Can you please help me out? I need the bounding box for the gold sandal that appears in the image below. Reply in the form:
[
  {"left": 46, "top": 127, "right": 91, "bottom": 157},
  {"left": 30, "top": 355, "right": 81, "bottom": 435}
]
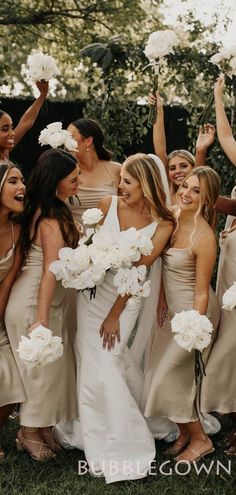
[{"left": 16, "top": 428, "right": 56, "bottom": 461}]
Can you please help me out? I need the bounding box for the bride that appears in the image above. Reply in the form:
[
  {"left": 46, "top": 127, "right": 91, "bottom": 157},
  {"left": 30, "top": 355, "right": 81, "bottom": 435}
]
[{"left": 55, "top": 153, "right": 178, "bottom": 483}]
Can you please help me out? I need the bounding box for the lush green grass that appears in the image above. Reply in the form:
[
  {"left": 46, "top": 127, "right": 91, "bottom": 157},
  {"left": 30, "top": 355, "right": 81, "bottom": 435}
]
[{"left": 1, "top": 417, "right": 236, "bottom": 495}]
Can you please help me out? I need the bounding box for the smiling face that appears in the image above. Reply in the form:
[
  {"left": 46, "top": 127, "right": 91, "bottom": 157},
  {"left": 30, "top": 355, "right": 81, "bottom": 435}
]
[
  {"left": 168, "top": 155, "right": 194, "bottom": 188},
  {"left": 0, "top": 167, "right": 25, "bottom": 213},
  {"left": 119, "top": 166, "right": 143, "bottom": 205},
  {"left": 0, "top": 113, "right": 15, "bottom": 156},
  {"left": 56, "top": 164, "right": 82, "bottom": 201},
  {"left": 177, "top": 175, "right": 202, "bottom": 214}
]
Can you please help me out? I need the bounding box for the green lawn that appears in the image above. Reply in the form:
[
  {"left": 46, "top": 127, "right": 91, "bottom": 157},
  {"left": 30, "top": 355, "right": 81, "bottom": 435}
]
[{"left": 1, "top": 417, "right": 236, "bottom": 495}]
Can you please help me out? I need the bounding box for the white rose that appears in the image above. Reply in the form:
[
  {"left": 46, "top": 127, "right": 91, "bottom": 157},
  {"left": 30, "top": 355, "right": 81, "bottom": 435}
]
[
  {"left": 222, "top": 282, "right": 236, "bottom": 310},
  {"left": 46, "top": 122, "right": 63, "bottom": 133},
  {"left": 82, "top": 208, "right": 104, "bottom": 225},
  {"left": 17, "top": 336, "right": 43, "bottom": 366},
  {"left": 63, "top": 134, "right": 77, "bottom": 151},
  {"left": 38, "top": 337, "right": 63, "bottom": 365},
  {"left": 47, "top": 132, "right": 65, "bottom": 148},
  {"left": 29, "top": 326, "right": 53, "bottom": 346}
]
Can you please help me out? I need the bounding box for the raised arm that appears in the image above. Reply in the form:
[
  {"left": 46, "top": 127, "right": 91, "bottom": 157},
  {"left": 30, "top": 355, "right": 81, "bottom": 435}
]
[
  {"left": 195, "top": 124, "right": 216, "bottom": 166},
  {"left": 150, "top": 92, "right": 168, "bottom": 167},
  {"left": 14, "top": 81, "right": 49, "bottom": 147},
  {"left": 214, "top": 75, "right": 236, "bottom": 165}
]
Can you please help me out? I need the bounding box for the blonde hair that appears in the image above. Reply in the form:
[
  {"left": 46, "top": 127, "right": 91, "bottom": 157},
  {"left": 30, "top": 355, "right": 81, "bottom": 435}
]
[
  {"left": 177, "top": 166, "right": 221, "bottom": 231},
  {"left": 123, "top": 153, "right": 175, "bottom": 226},
  {"left": 167, "top": 149, "right": 195, "bottom": 167}
]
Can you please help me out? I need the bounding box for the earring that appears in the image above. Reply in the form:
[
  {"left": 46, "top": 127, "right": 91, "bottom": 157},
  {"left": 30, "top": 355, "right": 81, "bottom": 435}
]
[{"left": 86, "top": 146, "right": 90, "bottom": 151}]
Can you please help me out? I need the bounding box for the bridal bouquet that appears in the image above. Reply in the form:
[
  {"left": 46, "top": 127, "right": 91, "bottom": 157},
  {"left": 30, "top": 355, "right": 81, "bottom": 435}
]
[
  {"left": 113, "top": 265, "right": 151, "bottom": 299},
  {"left": 17, "top": 325, "right": 63, "bottom": 368},
  {"left": 25, "top": 51, "right": 60, "bottom": 82},
  {"left": 50, "top": 208, "right": 153, "bottom": 299},
  {"left": 144, "top": 30, "right": 179, "bottom": 126},
  {"left": 171, "top": 309, "right": 214, "bottom": 383},
  {"left": 222, "top": 282, "right": 236, "bottom": 310},
  {"left": 38, "top": 122, "right": 77, "bottom": 151},
  {"left": 210, "top": 44, "right": 236, "bottom": 78}
]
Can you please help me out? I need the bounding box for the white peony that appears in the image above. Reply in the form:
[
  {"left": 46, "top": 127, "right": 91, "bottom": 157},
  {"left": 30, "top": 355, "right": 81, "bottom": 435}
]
[
  {"left": 113, "top": 265, "right": 150, "bottom": 298},
  {"left": 82, "top": 208, "right": 104, "bottom": 225},
  {"left": 210, "top": 44, "right": 236, "bottom": 77},
  {"left": 26, "top": 52, "right": 60, "bottom": 82},
  {"left": 222, "top": 282, "right": 236, "bottom": 310},
  {"left": 144, "top": 30, "right": 179, "bottom": 62},
  {"left": 29, "top": 325, "right": 53, "bottom": 345},
  {"left": 38, "top": 122, "right": 77, "bottom": 151},
  {"left": 17, "top": 336, "right": 43, "bottom": 367}
]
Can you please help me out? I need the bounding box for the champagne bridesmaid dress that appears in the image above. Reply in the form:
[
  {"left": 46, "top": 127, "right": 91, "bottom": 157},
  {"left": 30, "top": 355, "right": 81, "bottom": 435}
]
[
  {"left": 0, "top": 223, "right": 26, "bottom": 407},
  {"left": 201, "top": 221, "right": 236, "bottom": 413},
  {"left": 5, "top": 243, "right": 78, "bottom": 427},
  {"left": 143, "top": 236, "right": 220, "bottom": 424}
]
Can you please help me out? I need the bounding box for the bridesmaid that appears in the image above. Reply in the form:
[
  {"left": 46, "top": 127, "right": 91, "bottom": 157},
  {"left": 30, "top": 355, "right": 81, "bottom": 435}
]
[
  {"left": 201, "top": 200, "right": 236, "bottom": 455},
  {"left": 5, "top": 149, "right": 81, "bottom": 461},
  {"left": 149, "top": 91, "right": 215, "bottom": 204},
  {"left": 0, "top": 160, "right": 26, "bottom": 460},
  {"left": 67, "top": 117, "right": 120, "bottom": 223},
  {"left": 143, "top": 166, "right": 221, "bottom": 463},
  {"left": 0, "top": 81, "right": 49, "bottom": 160}
]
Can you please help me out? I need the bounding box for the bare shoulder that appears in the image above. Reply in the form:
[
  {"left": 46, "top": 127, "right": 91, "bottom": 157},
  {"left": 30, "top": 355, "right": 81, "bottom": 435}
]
[
  {"left": 98, "top": 195, "right": 113, "bottom": 216},
  {"left": 193, "top": 224, "right": 216, "bottom": 254},
  {"left": 157, "top": 219, "right": 174, "bottom": 233},
  {"left": 39, "top": 218, "right": 61, "bottom": 236},
  {"left": 109, "top": 161, "right": 121, "bottom": 177}
]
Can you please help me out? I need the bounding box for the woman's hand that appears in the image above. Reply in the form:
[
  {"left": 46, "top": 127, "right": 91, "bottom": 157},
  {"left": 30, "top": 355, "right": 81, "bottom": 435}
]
[
  {"left": 196, "top": 123, "right": 216, "bottom": 151},
  {"left": 99, "top": 313, "right": 120, "bottom": 351},
  {"left": 157, "top": 290, "right": 168, "bottom": 327},
  {"left": 36, "top": 80, "right": 49, "bottom": 99},
  {"left": 29, "top": 320, "right": 48, "bottom": 331},
  {"left": 148, "top": 91, "right": 163, "bottom": 110},
  {"left": 214, "top": 74, "right": 225, "bottom": 100}
]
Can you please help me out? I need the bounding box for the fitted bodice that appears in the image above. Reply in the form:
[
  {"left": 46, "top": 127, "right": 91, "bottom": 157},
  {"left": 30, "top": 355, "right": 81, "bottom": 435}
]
[
  {"left": 162, "top": 247, "right": 197, "bottom": 316},
  {"left": 103, "top": 195, "right": 158, "bottom": 237},
  {"left": 68, "top": 184, "right": 118, "bottom": 224},
  {"left": 0, "top": 245, "right": 15, "bottom": 283}
]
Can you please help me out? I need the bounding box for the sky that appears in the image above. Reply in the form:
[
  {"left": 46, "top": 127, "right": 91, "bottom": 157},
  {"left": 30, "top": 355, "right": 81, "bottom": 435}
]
[{"left": 161, "top": 0, "right": 236, "bottom": 45}]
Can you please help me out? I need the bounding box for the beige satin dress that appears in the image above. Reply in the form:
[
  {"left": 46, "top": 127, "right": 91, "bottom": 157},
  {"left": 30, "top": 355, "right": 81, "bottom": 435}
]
[
  {"left": 5, "top": 244, "right": 78, "bottom": 427},
  {"left": 0, "top": 228, "right": 26, "bottom": 407},
  {"left": 68, "top": 184, "right": 117, "bottom": 224},
  {"left": 201, "top": 221, "right": 236, "bottom": 414},
  {"left": 143, "top": 245, "right": 220, "bottom": 423}
]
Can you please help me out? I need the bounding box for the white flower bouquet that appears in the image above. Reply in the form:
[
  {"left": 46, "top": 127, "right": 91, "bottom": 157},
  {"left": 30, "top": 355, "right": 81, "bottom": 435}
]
[
  {"left": 222, "top": 282, "right": 236, "bottom": 310},
  {"left": 17, "top": 325, "right": 63, "bottom": 368},
  {"left": 198, "top": 44, "right": 236, "bottom": 125},
  {"left": 144, "top": 30, "right": 179, "bottom": 126},
  {"left": 25, "top": 51, "right": 60, "bottom": 82},
  {"left": 38, "top": 122, "right": 77, "bottom": 151},
  {"left": 171, "top": 309, "right": 214, "bottom": 383},
  {"left": 210, "top": 44, "right": 236, "bottom": 79},
  {"left": 50, "top": 207, "right": 153, "bottom": 300},
  {"left": 113, "top": 265, "right": 150, "bottom": 299}
]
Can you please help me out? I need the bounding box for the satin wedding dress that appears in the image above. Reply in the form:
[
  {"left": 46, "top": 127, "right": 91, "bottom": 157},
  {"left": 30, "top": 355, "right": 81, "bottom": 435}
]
[{"left": 54, "top": 195, "right": 178, "bottom": 483}]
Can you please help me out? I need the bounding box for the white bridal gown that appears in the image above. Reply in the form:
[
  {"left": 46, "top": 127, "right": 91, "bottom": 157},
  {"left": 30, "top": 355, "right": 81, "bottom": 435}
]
[{"left": 54, "top": 195, "right": 178, "bottom": 483}]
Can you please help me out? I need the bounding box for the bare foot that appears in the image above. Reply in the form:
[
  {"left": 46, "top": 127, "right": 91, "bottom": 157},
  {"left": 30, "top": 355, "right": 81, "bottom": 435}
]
[
  {"left": 165, "top": 433, "right": 190, "bottom": 456},
  {"left": 176, "top": 437, "right": 214, "bottom": 463}
]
